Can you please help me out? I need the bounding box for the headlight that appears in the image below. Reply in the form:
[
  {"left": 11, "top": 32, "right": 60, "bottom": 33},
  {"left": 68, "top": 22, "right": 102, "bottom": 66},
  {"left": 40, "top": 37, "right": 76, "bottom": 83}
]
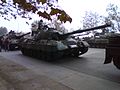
[{"left": 69, "top": 45, "right": 77, "bottom": 48}]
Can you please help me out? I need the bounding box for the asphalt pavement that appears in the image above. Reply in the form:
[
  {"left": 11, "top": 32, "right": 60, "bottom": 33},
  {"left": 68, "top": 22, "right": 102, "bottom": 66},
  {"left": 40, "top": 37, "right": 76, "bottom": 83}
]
[{"left": 0, "top": 49, "right": 120, "bottom": 90}]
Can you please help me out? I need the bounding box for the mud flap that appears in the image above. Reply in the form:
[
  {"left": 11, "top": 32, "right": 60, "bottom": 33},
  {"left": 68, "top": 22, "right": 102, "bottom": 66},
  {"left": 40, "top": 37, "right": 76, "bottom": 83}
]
[
  {"left": 104, "top": 49, "right": 112, "bottom": 64},
  {"left": 113, "top": 57, "right": 120, "bottom": 69},
  {"left": 104, "top": 47, "right": 113, "bottom": 64},
  {"left": 104, "top": 57, "right": 112, "bottom": 64}
]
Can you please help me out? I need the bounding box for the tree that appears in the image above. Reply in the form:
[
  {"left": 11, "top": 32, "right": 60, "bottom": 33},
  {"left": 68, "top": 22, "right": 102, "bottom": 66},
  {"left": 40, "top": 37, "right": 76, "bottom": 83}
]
[
  {"left": 82, "top": 11, "right": 103, "bottom": 37},
  {"left": 0, "top": 27, "right": 8, "bottom": 36},
  {"left": 31, "top": 19, "right": 67, "bottom": 34},
  {"left": 106, "top": 3, "right": 120, "bottom": 32},
  {"left": 50, "top": 19, "right": 67, "bottom": 33},
  {"left": 82, "top": 11, "right": 103, "bottom": 28},
  {"left": 0, "top": 0, "right": 72, "bottom": 23}
]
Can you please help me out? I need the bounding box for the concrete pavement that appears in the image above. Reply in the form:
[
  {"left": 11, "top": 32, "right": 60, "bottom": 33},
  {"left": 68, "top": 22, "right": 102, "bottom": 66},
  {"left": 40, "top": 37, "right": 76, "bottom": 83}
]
[
  {"left": 0, "top": 56, "right": 72, "bottom": 90},
  {"left": 0, "top": 51, "right": 120, "bottom": 90}
]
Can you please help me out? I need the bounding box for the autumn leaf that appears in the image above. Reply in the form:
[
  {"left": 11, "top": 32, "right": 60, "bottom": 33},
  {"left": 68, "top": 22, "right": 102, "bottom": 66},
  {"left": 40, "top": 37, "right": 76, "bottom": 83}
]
[
  {"left": 57, "top": 11, "right": 72, "bottom": 23},
  {"left": 50, "top": 8, "right": 62, "bottom": 15},
  {"left": 50, "top": 8, "right": 72, "bottom": 22},
  {"left": 37, "top": 0, "right": 47, "bottom": 4},
  {"left": 26, "top": 22, "right": 29, "bottom": 25},
  {"left": 1, "top": 0, "right": 72, "bottom": 23},
  {"left": 13, "top": 0, "right": 26, "bottom": 5},
  {"left": 37, "top": 11, "right": 51, "bottom": 20}
]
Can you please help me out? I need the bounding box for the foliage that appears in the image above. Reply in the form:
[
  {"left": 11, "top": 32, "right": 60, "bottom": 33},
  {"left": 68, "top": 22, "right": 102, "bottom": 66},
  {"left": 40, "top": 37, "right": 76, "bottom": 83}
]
[
  {"left": 82, "top": 11, "right": 103, "bottom": 36},
  {"left": 106, "top": 3, "right": 120, "bottom": 32},
  {"left": 0, "top": 26, "right": 8, "bottom": 36},
  {"left": 0, "top": 0, "right": 72, "bottom": 23},
  {"left": 82, "top": 11, "right": 102, "bottom": 28},
  {"left": 31, "top": 19, "right": 67, "bottom": 33},
  {"left": 49, "top": 19, "right": 67, "bottom": 33}
]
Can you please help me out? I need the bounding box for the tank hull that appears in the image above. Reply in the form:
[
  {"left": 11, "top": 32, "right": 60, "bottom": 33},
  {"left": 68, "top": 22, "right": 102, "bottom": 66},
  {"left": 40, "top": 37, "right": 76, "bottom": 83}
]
[{"left": 19, "top": 40, "right": 89, "bottom": 61}]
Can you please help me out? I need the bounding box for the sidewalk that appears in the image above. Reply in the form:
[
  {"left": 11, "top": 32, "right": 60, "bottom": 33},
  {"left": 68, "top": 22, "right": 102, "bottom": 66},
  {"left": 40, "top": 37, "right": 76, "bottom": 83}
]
[{"left": 0, "top": 56, "right": 72, "bottom": 90}]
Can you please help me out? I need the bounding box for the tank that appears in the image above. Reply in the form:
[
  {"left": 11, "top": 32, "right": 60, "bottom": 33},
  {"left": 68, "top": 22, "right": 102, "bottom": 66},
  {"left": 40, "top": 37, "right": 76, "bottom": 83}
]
[
  {"left": 18, "top": 23, "right": 111, "bottom": 60},
  {"left": 8, "top": 32, "right": 30, "bottom": 51},
  {"left": 87, "top": 37, "right": 109, "bottom": 48},
  {"left": 104, "top": 34, "right": 120, "bottom": 69}
]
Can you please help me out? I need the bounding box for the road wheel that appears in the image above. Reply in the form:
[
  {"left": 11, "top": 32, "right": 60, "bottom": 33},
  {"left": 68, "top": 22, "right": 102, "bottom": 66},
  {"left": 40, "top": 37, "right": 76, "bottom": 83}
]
[
  {"left": 72, "top": 51, "right": 80, "bottom": 57},
  {"left": 79, "top": 47, "right": 88, "bottom": 55}
]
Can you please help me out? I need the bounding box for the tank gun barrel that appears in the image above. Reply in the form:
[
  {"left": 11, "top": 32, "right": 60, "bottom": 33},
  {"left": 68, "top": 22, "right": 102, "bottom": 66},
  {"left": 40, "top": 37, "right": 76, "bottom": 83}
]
[
  {"left": 15, "top": 32, "right": 31, "bottom": 39},
  {"left": 59, "top": 23, "right": 111, "bottom": 40}
]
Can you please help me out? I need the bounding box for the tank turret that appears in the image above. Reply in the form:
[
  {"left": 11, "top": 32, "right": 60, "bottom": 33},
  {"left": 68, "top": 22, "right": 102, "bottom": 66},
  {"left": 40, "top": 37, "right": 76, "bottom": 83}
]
[
  {"left": 19, "top": 23, "right": 111, "bottom": 60},
  {"left": 34, "top": 23, "right": 111, "bottom": 41}
]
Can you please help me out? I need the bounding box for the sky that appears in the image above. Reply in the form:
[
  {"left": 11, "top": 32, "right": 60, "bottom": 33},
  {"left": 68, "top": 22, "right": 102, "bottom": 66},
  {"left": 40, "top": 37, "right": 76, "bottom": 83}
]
[
  {"left": 58, "top": 0, "right": 120, "bottom": 30},
  {"left": 0, "top": 0, "right": 120, "bottom": 33}
]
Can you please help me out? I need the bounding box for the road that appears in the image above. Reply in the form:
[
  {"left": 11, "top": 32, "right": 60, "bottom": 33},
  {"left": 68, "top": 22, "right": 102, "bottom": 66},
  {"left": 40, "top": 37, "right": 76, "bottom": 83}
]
[{"left": 0, "top": 48, "right": 120, "bottom": 84}]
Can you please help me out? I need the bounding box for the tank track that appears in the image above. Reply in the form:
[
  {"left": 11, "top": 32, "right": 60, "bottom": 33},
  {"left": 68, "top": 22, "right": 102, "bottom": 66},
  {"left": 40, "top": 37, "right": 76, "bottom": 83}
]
[{"left": 20, "top": 47, "right": 64, "bottom": 61}]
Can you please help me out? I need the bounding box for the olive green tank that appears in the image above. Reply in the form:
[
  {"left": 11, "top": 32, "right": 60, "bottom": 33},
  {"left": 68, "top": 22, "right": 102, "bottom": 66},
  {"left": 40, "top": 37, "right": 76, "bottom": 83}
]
[
  {"left": 8, "top": 32, "right": 30, "bottom": 51},
  {"left": 18, "top": 23, "right": 110, "bottom": 60}
]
